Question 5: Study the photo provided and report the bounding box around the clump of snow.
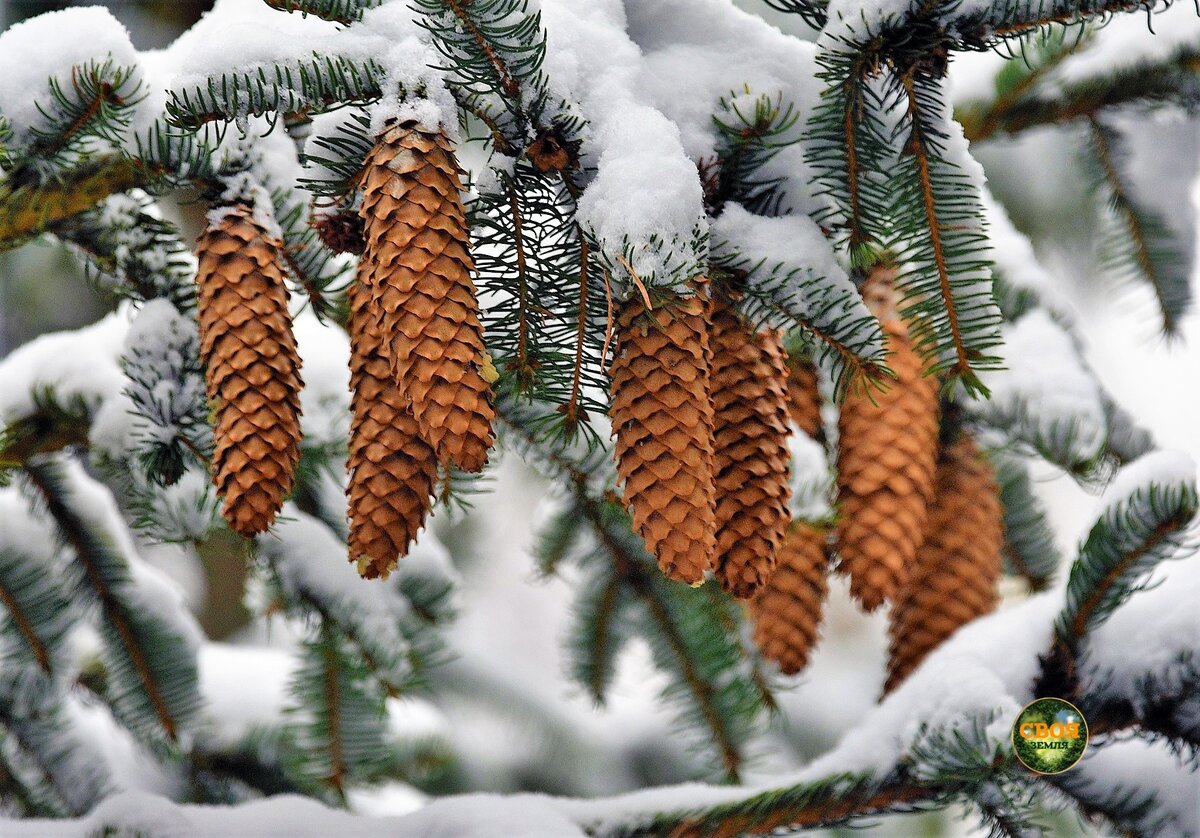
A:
[982,190,1074,317]
[712,205,881,359]
[789,432,833,521]
[357,3,455,134]
[1100,450,1196,519]
[624,0,823,219]
[540,0,707,292]
[0,7,138,145]
[197,643,295,750]
[259,509,417,687]
[0,311,130,430]
[974,309,1107,466]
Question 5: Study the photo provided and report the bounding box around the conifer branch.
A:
[1087,117,1190,334]
[901,75,972,382]
[0,157,158,250]
[260,0,373,25]
[0,584,53,675]
[441,0,521,100]
[23,461,184,743]
[320,626,349,801]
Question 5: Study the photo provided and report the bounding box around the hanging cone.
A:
[610,292,716,585]
[359,121,495,473]
[750,521,830,675]
[785,354,822,440]
[835,267,939,611]
[346,276,438,580]
[709,300,792,597]
[884,433,1003,692]
[196,204,303,537]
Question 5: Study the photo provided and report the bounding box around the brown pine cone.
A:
[359,122,495,473]
[835,268,939,611]
[884,433,1003,692]
[785,355,822,440]
[610,293,716,585]
[346,276,438,580]
[750,521,830,675]
[709,301,792,597]
[196,204,303,537]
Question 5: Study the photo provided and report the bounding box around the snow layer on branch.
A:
[624,0,822,217]
[0,311,128,429]
[1101,449,1196,519]
[197,643,295,750]
[0,6,137,144]
[982,190,1073,317]
[164,0,340,87]
[711,204,879,353]
[159,0,452,132]
[1053,3,1200,87]
[974,309,1107,465]
[259,508,456,689]
[540,0,707,292]
[59,459,205,658]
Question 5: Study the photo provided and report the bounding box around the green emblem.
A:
[1012,697,1088,774]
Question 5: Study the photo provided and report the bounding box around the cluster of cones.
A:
[193,120,1001,681]
[611,267,1005,689]
[195,123,495,578]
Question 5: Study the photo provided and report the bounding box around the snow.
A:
[0,311,129,429]
[975,309,1108,465]
[1064,738,1200,838]
[624,0,823,217]
[540,0,708,292]
[196,644,295,750]
[0,7,138,145]
[259,509,418,687]
[1100,449,1196,518]
[711,204,879,355]
[1053,3,1200,88]
[292,309,351,450]
[982,190,1074,317]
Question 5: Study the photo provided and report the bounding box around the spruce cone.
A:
[884,433,1003,692]
[710,301,792,597]
[346,277,438,580]
[359,122,495,473]
[610,293,716,585]
[786,355,822,440]
[196,205,303,537]
[750,521,830,675]
[835,269,939,611]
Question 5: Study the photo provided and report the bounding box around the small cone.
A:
[610,292,716,585]
[785,355,822,440]
[359,122,495,473]
[346,276,438,580]
[750,521,830,675]
[884,433,1003,692]
[835,267,939,611]
[709,301,792,597]
[196,204,303,537]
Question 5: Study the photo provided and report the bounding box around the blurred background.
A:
[1,1,1197,836]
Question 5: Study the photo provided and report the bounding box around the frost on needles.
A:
[0,0,1199,835]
